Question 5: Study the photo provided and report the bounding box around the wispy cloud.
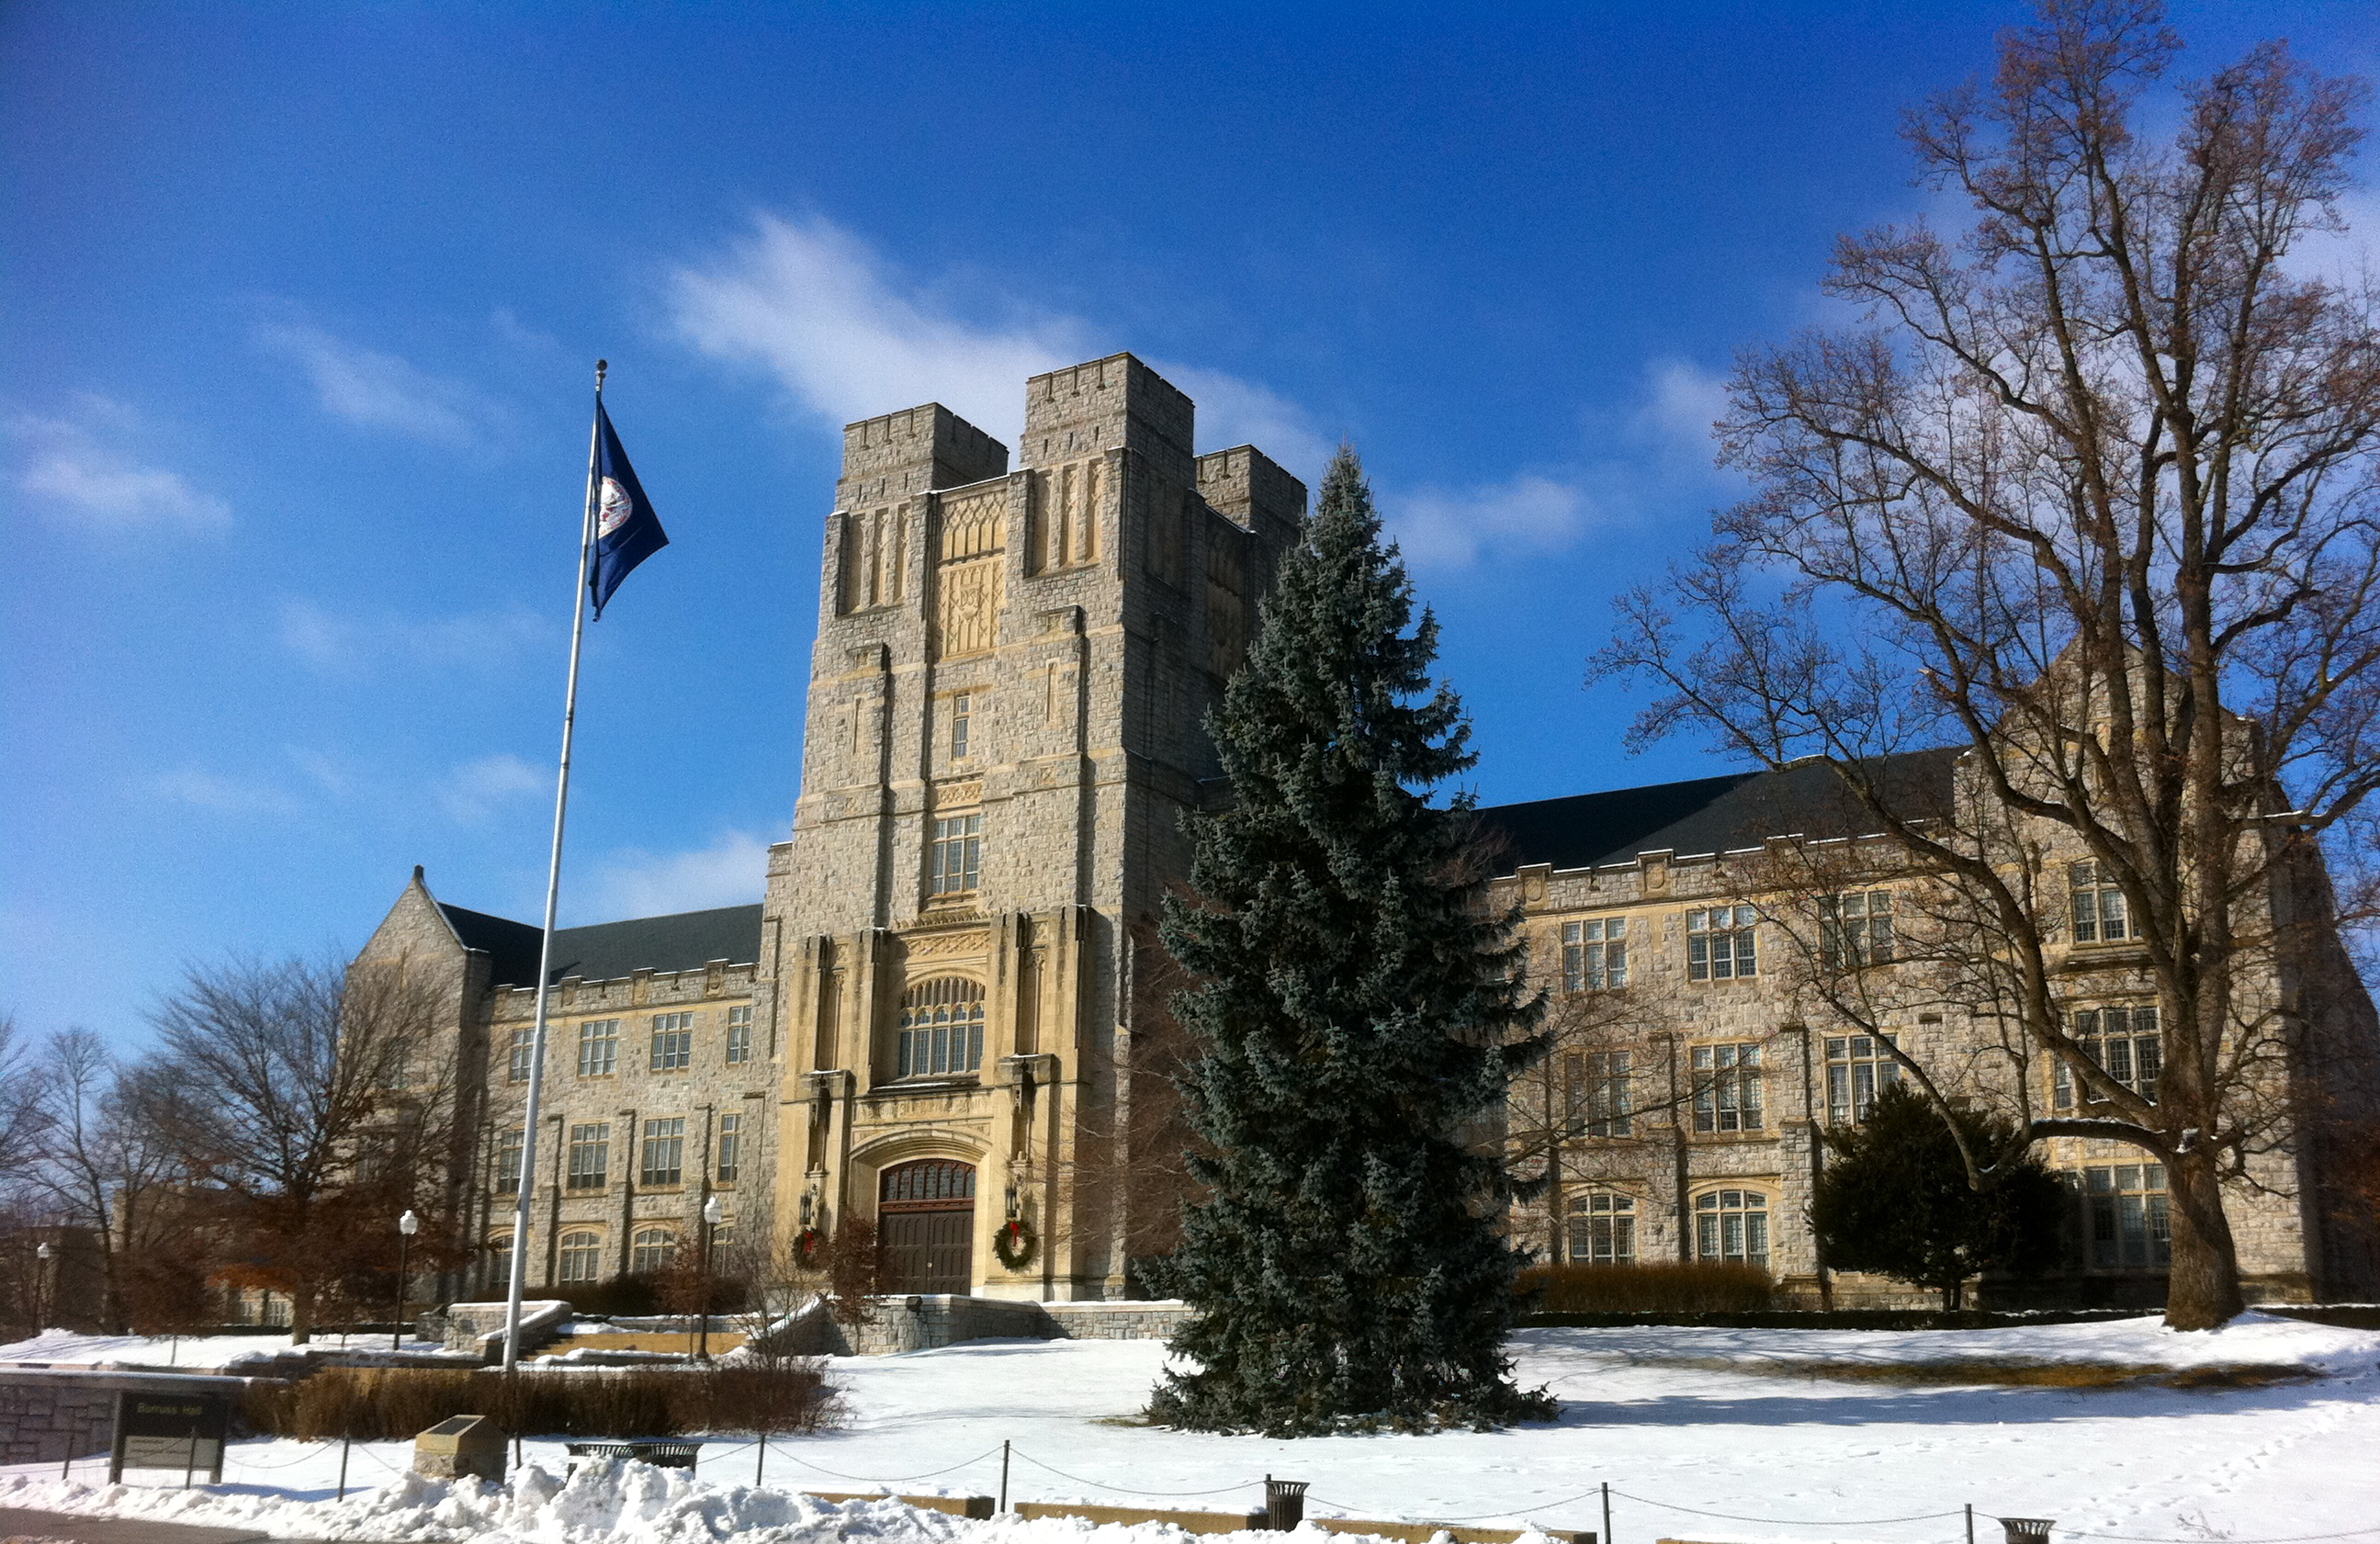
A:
[277,598,550,676]
[9,395,231,534]
[669,212,1330,475]
[254,305,495,444]
[144,766,296,816]
[1632,356,1731,468]
[1389,474,1593,570]
[437,753,547,823]
[671,213,1080,445]
[584,830,770,919]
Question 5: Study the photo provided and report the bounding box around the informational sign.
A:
[109,1390,231,1486]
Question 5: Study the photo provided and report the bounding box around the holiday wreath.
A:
[993,1216,1037,1268]
[793,1227,826,1268]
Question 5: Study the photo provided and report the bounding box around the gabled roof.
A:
[437,902,764,990]
[1472,748,1959,876]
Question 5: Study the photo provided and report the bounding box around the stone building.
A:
[363,350,2379,1311]
[1479,755,2380,1307]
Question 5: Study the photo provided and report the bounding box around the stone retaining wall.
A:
[769,1296,1190,1356]
[0,1369,265,1466]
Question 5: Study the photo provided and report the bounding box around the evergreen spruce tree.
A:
[1810,1084,2067,1311]
[1151,446,1552,1436]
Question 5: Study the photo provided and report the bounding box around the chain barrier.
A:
[2056,1522,2380,1532]
[768,1442,1008,1485]
[182,1436,2380,1544]
[1612,1489,1968,1527]
[1009,1448,1256,1498]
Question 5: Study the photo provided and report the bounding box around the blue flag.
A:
[590,400,668,618]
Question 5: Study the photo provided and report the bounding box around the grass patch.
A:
[1631,1355,2318,1390]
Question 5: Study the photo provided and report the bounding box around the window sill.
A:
[872,1076,983,1095]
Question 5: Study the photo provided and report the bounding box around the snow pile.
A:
[0,1462,1384,1544]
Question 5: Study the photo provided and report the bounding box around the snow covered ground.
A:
[0,1326,455,1369]
[3,1313,2374,1544]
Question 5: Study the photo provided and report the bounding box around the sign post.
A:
[109,1391,231,1487]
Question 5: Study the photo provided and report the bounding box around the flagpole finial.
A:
[595,358,608,391]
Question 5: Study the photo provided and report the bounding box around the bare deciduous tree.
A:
[34,1032,197,1331]
[1604,1,2380,1326]
[148,952,458,1342]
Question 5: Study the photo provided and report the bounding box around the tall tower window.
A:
[929,814,983,896]
[898,977,987,1078]
[949,693,973,761]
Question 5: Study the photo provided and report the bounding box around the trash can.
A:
[2002,1518,2055,1544]
[1265,1478,1309,1531]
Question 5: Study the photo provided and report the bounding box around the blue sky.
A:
[6,2,2374,1048]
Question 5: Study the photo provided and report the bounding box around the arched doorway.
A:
[877,1158,976,1294]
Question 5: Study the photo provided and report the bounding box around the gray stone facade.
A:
[361,350,2378,1318]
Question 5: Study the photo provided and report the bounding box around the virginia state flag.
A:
[590,400,669,619]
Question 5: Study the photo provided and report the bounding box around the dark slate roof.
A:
[1472,749,1960,876]
[437,902,765,990]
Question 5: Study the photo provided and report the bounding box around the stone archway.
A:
[876,1158,976,1294]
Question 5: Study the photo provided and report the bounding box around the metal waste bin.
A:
[1265,1478,1309,1531]
[2002,1519,2055,1544]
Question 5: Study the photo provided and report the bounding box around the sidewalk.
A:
[0,1510,268,1544]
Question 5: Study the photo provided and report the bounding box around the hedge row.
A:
[241,1364,838,1441]
[1515,1261,1776,1314]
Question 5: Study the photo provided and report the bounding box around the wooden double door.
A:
[876,1159,976,1295]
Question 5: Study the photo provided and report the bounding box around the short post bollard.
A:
[2002,1519,2056,1544]
[1265,1477,1309,1531]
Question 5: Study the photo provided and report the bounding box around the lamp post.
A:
[698,1194,723,1362]
[34,1241,52,1331]
[393,1210,420,1351]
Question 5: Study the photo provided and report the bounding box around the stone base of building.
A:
[771,1295,1193,1356]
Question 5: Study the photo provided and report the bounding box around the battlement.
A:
[1024,353,1195,472]
[839,403,1008,505]
[1196,445,1307,532]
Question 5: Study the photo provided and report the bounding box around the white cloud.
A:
[144,766,295,815]
[585,830,770,919]
[254,307,493,444]
[278,598,549,676]
[1633,356,1731,468]
[671,213,1081,445]
[1387,474,1593,571]
[669,212,1331,476]
[437,753,547,823]
[10,396,231,534]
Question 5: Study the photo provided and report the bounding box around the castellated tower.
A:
[765,354,1304,1301]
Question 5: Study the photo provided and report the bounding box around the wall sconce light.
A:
[1004,1182,1020,1220]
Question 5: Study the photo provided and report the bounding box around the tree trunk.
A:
[2162,1151,2246,1330]
[289,1283,314,1346]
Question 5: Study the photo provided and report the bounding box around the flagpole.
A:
[501,358,607,1373]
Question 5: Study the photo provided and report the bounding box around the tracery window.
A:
[1568,1190,1637,1265]
[1820,890,1895,966]
[1695,1189,1769,1266]
[558,1230,603,1282]
[2070,861,2132,943]
[1687,906,1759,979]
[1824,1033,1901,1124]
[1692,1042,1764,1133]
[2054,1006,2161,1109]
[897,977,987,1078]
[630,1227,678,1275]
[1562,918,1629,991]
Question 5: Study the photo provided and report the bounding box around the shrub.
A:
[1516,1260,1774,1314]
[241,1363,838,1441]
